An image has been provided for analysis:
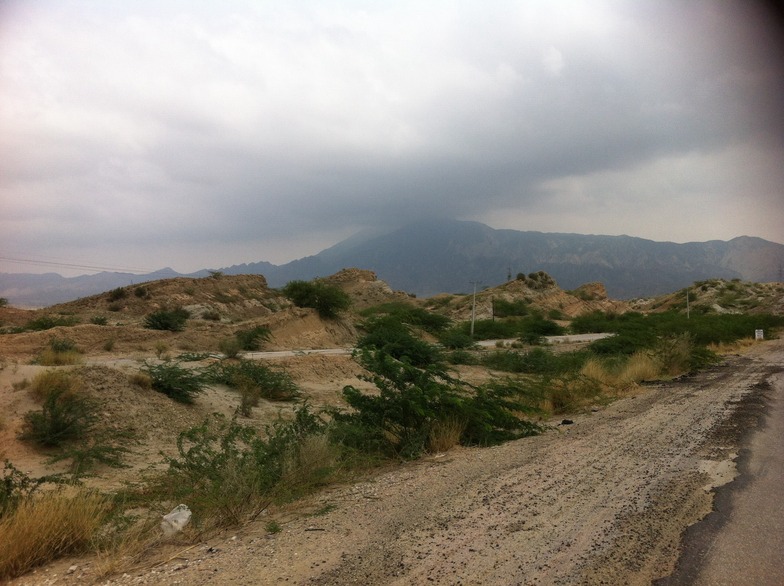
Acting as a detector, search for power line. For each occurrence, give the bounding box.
[0,255,156,274]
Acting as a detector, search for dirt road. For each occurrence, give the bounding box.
[17,339,783,586]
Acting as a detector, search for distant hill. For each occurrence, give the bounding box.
[2,219,783,306]
[223,219,783,298]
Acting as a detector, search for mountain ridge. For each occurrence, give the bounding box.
[2,220,782,306]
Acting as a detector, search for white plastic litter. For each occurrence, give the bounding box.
[161,504,192,537]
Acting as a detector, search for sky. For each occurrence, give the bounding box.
[1,0,783,277]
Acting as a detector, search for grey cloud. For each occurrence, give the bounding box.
[1,0,783,275]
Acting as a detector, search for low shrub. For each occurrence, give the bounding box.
[141,361,206,404]
[19,389,98,448]
[205,360,299,402]
[360,302,451,334]
[23,315,79,332]
[437,328,476,349]
[143,308,189,332]
[158,406,327,527]
[481,348,591,375]
[219,338,242,359]
[107,288,127,302]
[492,298,530,318]
[236,326,271,351]
[0,461,44,519]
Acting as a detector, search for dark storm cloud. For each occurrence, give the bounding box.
[1,0,782,274]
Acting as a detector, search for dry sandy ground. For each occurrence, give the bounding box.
[9,338,782,586]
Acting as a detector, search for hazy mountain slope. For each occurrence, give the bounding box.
[249,220,778,298]
[2,220,782,306]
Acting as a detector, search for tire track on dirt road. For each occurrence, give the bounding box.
[307,351,779,586]
[20,341,780,586]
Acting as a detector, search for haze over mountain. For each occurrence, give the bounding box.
[2,220,782,307]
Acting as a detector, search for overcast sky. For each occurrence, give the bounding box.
[1,1,783,277]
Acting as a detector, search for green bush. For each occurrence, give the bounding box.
[437,327,476,349]
[481,348,591,375]
[142,361,205,404]
[34,337,83,366]
[360,302,451,334]
[492,299,529,318]
[205,360,299,401]
[463,319,521,340]
[576,310,784,357]
[236,326,271,351]
[357,316,442,368]
[0,461,44,519]
[23,315,79,332]
[19,389,98,448]
[281,280,351,319]
[107,288,127,302]
[143,308,189,331]
[90,316,108,326]
[219,338,242,359]
[160,406,327,526]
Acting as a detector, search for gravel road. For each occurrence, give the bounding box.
[17,339,783,586]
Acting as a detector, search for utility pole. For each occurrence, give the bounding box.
[686,287,690,320]
[470,280,482,338]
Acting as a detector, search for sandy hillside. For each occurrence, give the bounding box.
[2,271,783,584]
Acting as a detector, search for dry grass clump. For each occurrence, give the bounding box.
[428,417,467,453]
[707,338,757,355]
[0,488,110,580]
[129,371,152,389]
[543,373,602,414]
[35,338,83,366]
[29,369,82,401]
[282,433,340,491]
[580,352,660,395]
[617,352,660,386]
[93,516,161,579]
[36,348,83,366]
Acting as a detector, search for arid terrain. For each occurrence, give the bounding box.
[1,270,783,585]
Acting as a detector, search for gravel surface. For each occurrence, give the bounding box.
[13,340,783,586]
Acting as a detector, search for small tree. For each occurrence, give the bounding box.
[332,327,542,459]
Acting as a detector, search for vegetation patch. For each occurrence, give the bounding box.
[205,360,299,402]
[143,308,189,332]
[35,337,83,366]
[141,361,206,404]
[281,280,351,319]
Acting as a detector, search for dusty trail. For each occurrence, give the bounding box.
[16,340,782,586]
